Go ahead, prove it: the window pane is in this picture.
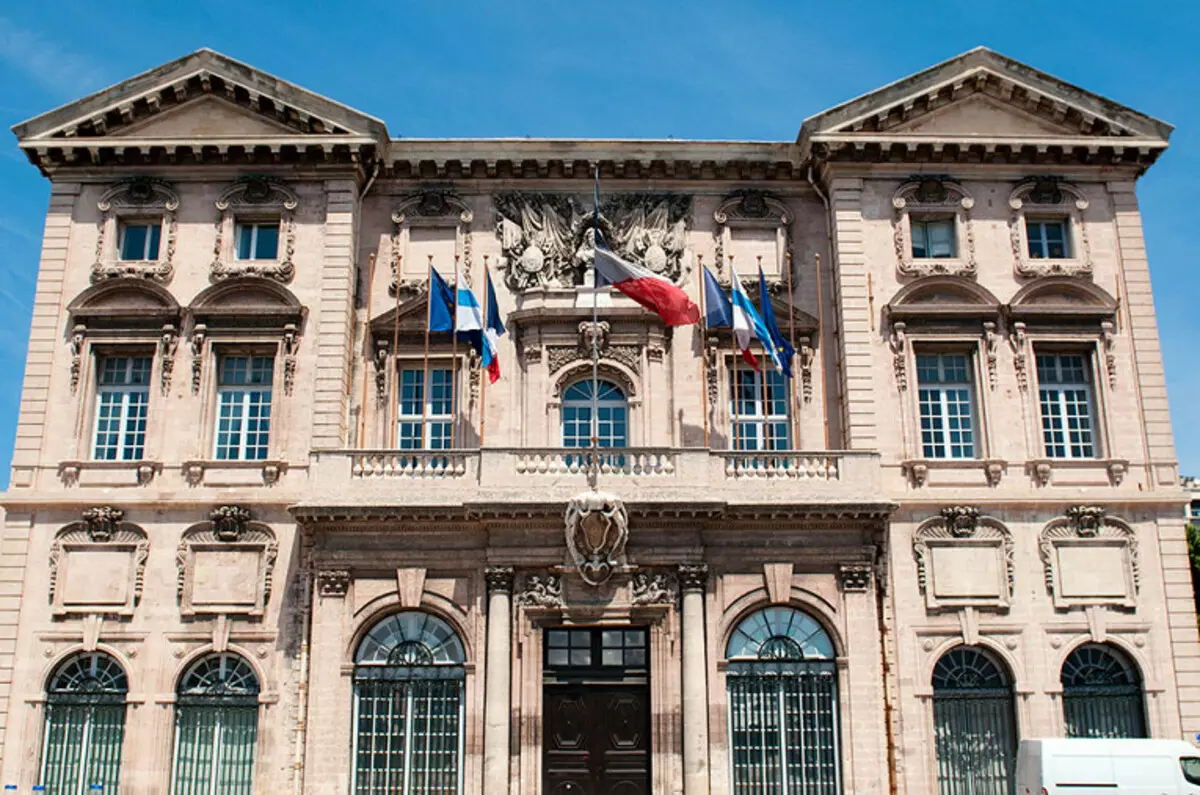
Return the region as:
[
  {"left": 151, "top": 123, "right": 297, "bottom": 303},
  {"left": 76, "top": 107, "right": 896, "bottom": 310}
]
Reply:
[
  {"left": 254, "top": 224, "right": 280, "bottom": 259},
  {"left": 911, "top": 221, "right": 928, "bottom": 259},
  {"left": 1037, "top": 354, "right": 1095, "bottom": 459},
  {"left": 119, "top": 224, "right": 148, "bottom": 260},
  {"left": 235, "top": 225, "right": 253, "bottom": 260},
  {"left": 730, "top": 367, "right": 789, "bottom": 451},
  {"left": 927, "top": 220, "right": 955, "bottom": 258},
  {"left": 916, "top": 353, "right": 975, "bottom": 459},
  {"left": 147, "top": 223, "right": 162, "bottom": 260}
]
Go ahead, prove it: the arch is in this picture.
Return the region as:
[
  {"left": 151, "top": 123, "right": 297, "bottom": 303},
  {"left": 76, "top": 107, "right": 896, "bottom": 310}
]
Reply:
[
  {"left": 552, "top": 360, "right": 638, "bottom": 399},
  {"left": 1008, "top": 276, "right": 1117, "bottom": 320},
  {"left": 886, "top": 275, "right": 1002, "bottom": 323},
  {"left": 189, "top": 277, "right": 304, "bottom": 327},
  {"left": 930, "top": 645, "right": 1017, "bottom": 795},
  {"left": 47, "top": 650, "right": 129, "bottom": 696},
  {"left": 718, "top": 587, "right": 845, "bottom": 660},
  {"left": 1060, "top": 642, "right": 1147, "bottom": 738},
  {"left": 177, "top": 651, "right": 261, "bottom": 698},
  {"left": 932, "top": 645, "right": 1011, "bottom": 690},
  {"left": 354, "top": 610, "right": 467, "bottom": 667},
  {"left": 172, "top": 642, "right": 271, "bottom": 696},
  {"left": 725, "top": 605, "right": 836, "bottom": 661},
  {"left": 348, "top": 594, "right": 475, "bottom": 665},
  {"left": 41, "top": 651, "right": 129, "bottom": 795},
  {"left": 67, "top": 278, "right": 181, "bottom": 328},
  {"left": 172, "top": 651, "right": 260, "bottom": 794}
]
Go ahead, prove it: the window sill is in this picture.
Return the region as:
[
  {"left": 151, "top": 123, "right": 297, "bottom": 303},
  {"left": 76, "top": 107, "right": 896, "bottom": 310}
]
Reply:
[
  {"left": 898, "top": 256, "right": 974, "bottom": 278},
  {"left": 1026, "top": 457, "right": 1129, "bottom": 487},
  {"left": 92, "top": 258, "right": 173, "bottom": 282},
  {"left": 59, "top": 460, "right": 161, "bottom": 488},
  {"left": 901, "top": 458, "right": 1006, "bottom": 488},
  {"left": 182, "top": 459, "right": 289, "bottom": 488}
]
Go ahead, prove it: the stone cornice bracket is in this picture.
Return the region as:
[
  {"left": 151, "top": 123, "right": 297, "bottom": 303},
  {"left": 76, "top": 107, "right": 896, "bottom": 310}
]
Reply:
[
  {"left": 1008, "top": 177, "right": 1092, "bottom": 279},
  {"left": 889, "top": 321, "right": 908, "bottom": 391},
  {"left": 891, "top": 178, "right": 976, "bottom": 278},
  {"left": 516, "top": 572, "right": 563, "bottom": 608},
  {"left": 92, "top": 177, "right": 179, "bottom": 283},
  {"left": 69, "top": 324, "right": 86, "bottom": 395},
  {"left": 373, "top": 339, "right": 390, "bottom": 406},
  {"left": 190, "top": 323, "right": 207, "bottom": 395},
  {"left": 1010, "top": 321, "right": 1029, "bottom": 392},
  {"left": 390, "top": 191, "right": 474, "bottom": 295},
  {"left": 316, "top": 569, "right": 351, "bottom": 598},
  {"left": 982, "top": 321, "right": 998, "bottom": 390},
  {"left": 485, "top": 565, "right": 515, "bottom": 594},
  {"left": 1100, "top": 319, "right": 1117, "bottom": 388},
  {"left": 210, "top": 176, "right": 298, "bottom": 283},
  {"left": 677, "top": 563, "right": 708, "bottom": 593},
  {"left": 159, "top": 324, "right": 178, "bottom": 396},
  {"left": 798, "top": 336, "right": 815, "bottom": 403},
  {"left": 837, "top": 563, "right": 873, "bottom": 593},
  {"left": 282, "top": 322, "right": 299, "bottom": 397},
  {"left": 82, "top": 506, "right": 125, "bottom": 541}
]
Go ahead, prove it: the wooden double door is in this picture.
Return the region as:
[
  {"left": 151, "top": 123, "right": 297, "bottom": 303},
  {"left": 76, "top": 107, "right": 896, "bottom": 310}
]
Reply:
[{"left": 543, "top": 684, "right": 650, "bottom": 795}]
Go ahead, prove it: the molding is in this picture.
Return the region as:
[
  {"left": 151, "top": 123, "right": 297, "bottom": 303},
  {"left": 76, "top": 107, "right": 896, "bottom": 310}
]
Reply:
[
  {"left": 92, "top": 178, "right": 179, "bottom": 283},
  {"left": 516, "top": 572, "right": 562, "bottom": 607},
  {"left": 631, "top": 570, "right": 676, "bottom": 606},
  {"left": 892, "top": 178, "right": 976, "bottom": 277},
  {"left": 210, "top": 177, "right": 298, "bottom": 283},
  {"left": 913, "top": 506, "right": 1014, "bottom": 611},
  {"left": 48, "top": 508, "right": 149, "bottom": 618},
  {"left": 677, "top": 563, "right": 708, "bottom": 592},
  {"left": 316, "top": 569, "right": 351, "bottom": 597},
  {"left": 1008, "top": 178, "right": 1092, "bottom": 279},
  {"left": 176, "top": 506, "right": 278, "bottom": 617},
  {"left": 1039, "top": 506, "right": 1138, "bottom": 609},
  {"left": 389, "top": 191, "right": 473, "bottom": 295}
]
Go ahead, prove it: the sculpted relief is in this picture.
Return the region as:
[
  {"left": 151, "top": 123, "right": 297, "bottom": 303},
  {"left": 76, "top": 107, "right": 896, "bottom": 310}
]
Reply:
[{"left": 495, "top": 192, "right": 690, "bottom": 290}]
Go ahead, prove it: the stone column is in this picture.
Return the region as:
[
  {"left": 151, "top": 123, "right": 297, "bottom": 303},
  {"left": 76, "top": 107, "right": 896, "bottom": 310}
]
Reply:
[
  {"left": 679, "top": 563, "right": 710, "bottom": 795},
  {"left": 483, "top": 566, "right": 514, "bottom": 795}
]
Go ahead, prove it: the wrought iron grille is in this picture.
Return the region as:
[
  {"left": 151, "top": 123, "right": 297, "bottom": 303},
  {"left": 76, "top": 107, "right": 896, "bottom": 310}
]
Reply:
[
  {"left": 172, "top": 653, "right": 260, "bottom": 795},
  {"left": 40, "top": 652, "right": 128, "bottom": 795},
  {"left": 931, "top": 647, "right": 1015, "bottom": 795},
  {"left": 1061, "top": 644, "right": 1146, "bottom": 739}
]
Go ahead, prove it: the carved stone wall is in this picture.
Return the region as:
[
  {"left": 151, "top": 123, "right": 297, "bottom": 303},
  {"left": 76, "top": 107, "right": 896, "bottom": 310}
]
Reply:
[
  {"left": 210, "top": 177, "right": 298, "bottom": 282},
  {"left": 176, "top": 506, "right": 278, "bottom": 617},
  {"left": 92, "top": 178, "right": 179, "bottom": 282},
  {"left": 48, "top": 507, "right": 149, "bottom": 617},
  {"left": 1039, "top": 506, "right": 1139, "bottom": 609},
  {"left": 912, "top": 506, "right": 1014, "bottom": 610}
]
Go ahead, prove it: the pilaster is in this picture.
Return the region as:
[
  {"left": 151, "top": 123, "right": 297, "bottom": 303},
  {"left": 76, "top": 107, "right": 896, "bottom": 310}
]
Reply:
[
  {"left": 311, "top": 179, "right": 359, "bottom": 449},
  {"left": 304, "top": 569, "right": 353, "bottom": 795},
  {"left": 483, "top": 566, "right": 514, "bottom": 795},
  {"left": 679, "top": 563, "right": 710, "bottom": 795}
]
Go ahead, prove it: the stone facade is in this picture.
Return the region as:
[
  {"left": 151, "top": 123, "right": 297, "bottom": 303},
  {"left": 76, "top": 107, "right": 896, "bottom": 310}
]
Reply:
[{"left": 0, "top": 45, "right": 1194, "bottom": 795}]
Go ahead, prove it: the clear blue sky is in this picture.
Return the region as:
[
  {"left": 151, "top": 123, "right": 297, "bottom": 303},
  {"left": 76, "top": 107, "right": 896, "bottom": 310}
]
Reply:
[{"left": 0, "top": 1, "right": 1197, "bottom": 482}]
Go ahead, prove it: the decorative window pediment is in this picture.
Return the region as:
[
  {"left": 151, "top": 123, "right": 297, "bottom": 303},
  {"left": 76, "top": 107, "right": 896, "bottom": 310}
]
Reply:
[
  {"left": 92, "top": 178, "right": 179, "bottom": 283},
  {"left": 1009, "top": 178, "right": 1092, "bottom": 279},
  {"left": 1040, "top": 506, "right": 1138, "bottom": 609},
  {"left": 913, "top": 506, "right": 1013, "bottom": 610},
  {"left": 211, "top": 177, "right": 298, "bottom": 283},
  {"left": 892, "top": 178, "right": 976, "bottom": 277},
  {"left": 48, "top": 506, "right": 149, "bottom": 618},
  {"left": 1007, "top": 277, "right": 1117, "bottom": 325},
  {"left": 390, "top": 191, "right": 474, "bottom": 297},
  {"left": 176, "top": 506, "right": 278, "bottom": 618},
  {"left": 712, "top": 190, "right": 792, "bottom": 283}
]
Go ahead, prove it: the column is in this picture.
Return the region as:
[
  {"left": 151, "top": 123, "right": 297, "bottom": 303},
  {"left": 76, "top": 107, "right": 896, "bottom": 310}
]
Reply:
[
  {"left": 679, "top": 563, "right": 710, "bottom": 795},
  {"left": 483, "top": 566, "right": 514, "bottom": 795}
]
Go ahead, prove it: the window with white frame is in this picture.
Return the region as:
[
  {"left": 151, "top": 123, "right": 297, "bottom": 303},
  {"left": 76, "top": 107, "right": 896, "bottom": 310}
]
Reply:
[
  {"left": 911, "top": 218, "right": 956, "bottom": 259},
  {"left": 1026, "top": 219, "right": 1071, "bottom": 259},
  {"left": 916, "top": 353, "right": 977, "bottom": 459},
  {"left": 234, "top": 222, "right": 280, "bottom": 260},
  {"left": 730, "top": 367, "right": 790, "bottom": 451},
  {"left": 215, "top": 355, "right": 274, "bottom": 461},
  {"left": 93, "top": 355, "right": 152, "bottom": 461},
  {"left": 562, "top": 379, "right": 628, "bottom": 449},
  {"left": 117, "top": 221, "right": 162, "bottom": 261},
  {"left": 398, "top": 367, "right": 456, "bottom": 450},
  {"left": 1037, "top": 353, "right": 1096, "bottom": 459}
]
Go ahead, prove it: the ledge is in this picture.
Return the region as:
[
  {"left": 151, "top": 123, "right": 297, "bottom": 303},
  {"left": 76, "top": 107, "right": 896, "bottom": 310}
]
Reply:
[
  {"left": 58, "top": 460, "right": 161, "bottom": 488},
  {"left": 181, "top": 460, "right": 289, "bottom": 488}
]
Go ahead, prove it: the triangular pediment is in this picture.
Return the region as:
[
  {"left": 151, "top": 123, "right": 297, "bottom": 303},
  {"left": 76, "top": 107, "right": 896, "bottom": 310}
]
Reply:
[
  {"left": 13, "top": 48, "right": 387, "bottom": 143},
  {"left": 800, "top": 47, "right": 1171, "bottom": 144}
]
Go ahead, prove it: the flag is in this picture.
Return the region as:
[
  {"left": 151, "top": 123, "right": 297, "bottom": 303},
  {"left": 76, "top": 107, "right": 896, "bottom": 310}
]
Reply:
[
  {"left": 454, "top": 277, "right": 505, "bottom": 383},
  {"left": 484, "top": 269, "right": 506, "bottom": 383},
  {"left": 428, "top": 267, "right": 456, "bottom": 332},
  {"left": 594, "top": 242, "right": 700, "bottom": 327},
  {"left": 702, "top": 265, "right": 733, "bottom": 328},
  {"left": 758, "top": 265, "right": 794, "bottom": 378},
  {"left": 729, "top": 261, "right": 782, "bottom": 373}
]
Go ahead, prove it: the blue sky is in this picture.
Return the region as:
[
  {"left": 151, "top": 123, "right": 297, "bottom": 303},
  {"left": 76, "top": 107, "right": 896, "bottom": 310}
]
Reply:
[{"left": 0, "top": 1, "right": 1197, "bottom": 480}]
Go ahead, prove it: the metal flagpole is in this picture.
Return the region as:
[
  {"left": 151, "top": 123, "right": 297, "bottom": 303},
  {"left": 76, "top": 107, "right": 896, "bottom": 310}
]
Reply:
[
  {"left": 697, "top": 255, "right": 710, "bottom": 448},
  {"left": 389, "top": 255, "right": 403, "bottom": 449},
  {"left": 358, "top": 252, "right": 376, "bottom": 448},
  {"left": 784, "top": 250, "right": 799, "bottom": 449},
  {"left": 591, "top": 166, "right": 601, "bottom": 478},
  {"left": 450, "top": 254, "right": 460, "bottom": 450},
  {"left": 480, "top": 255, "right": 490, "bottom": 448},
  {"left": 729, "top": 255, "right": 740, "bottom": 453},
  {"left": 815, "top": 252, "right": 828, "bottom": 449},
  {"left": 420, "top": 254, "right": 434, "bottom": 449}
]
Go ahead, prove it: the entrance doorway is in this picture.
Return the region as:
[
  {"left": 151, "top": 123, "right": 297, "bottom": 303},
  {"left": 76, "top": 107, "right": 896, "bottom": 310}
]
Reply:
[{"left": 543, "top": 628, "right": 650, "bottom": 795}]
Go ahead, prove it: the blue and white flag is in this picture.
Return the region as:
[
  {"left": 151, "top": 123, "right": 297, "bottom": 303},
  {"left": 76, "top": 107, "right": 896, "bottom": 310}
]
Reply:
[
  {"left": 455, "top": 275, "right": 505, "bottom": 383},
  {"left": 729, "top": 261, "right": 782, "bottom": 373}
]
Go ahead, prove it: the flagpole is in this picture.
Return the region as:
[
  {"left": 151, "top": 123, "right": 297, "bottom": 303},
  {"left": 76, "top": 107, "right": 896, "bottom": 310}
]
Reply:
[
  {"left": 358, "top": 252, "right": 376, "bottom": 448},
  {"left": 389, "top": 255, "right": 403, "bottom": 449},
  {"left": 421, "top": 254, "right": 433, "bottom": 450},
  {"left": 815, "top": 252, "right": 828, "bottom": 449},
  {"left": 480, "top": 255, "right": 490, "bottom": 448},
  {"left": 591, "top": 165, "right": 601, "bottom": 477},
  {"left": 785, "top": 250, "right": 799, "bottom": 449},
  {"left": 697, "top": 255, "right": 710, "bottom": 449},
  {"left": 450, "top": 254, "right": 460, "bottom": 450},
  {"left": 729, "top": 255, "right": 740, "bottom": 453}
]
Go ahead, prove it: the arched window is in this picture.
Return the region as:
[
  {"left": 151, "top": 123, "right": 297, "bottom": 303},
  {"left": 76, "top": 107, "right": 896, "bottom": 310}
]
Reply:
[
  {"left": 931, "top": 646, "right": 1016, "bottom": 795},
  {"left": 1061, "top": 643, "right": 1146, "bottom": 738},
  {"left": 40, "top": 651, "right": 129, "bottom": 795},
  {"left": 562, "top": 380, "right": 628, "bottom": 449},
  {"left": 172, "top": 653, "right": 260, "bottom": 795},
  {"left": 353, "top": 612, "right": 466, "bottom": 795},
  {"left": 725, "top": 606, "right": 840, "bottom": 795}
]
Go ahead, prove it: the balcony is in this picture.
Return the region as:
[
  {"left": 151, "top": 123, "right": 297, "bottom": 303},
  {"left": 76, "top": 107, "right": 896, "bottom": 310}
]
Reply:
[{"left": 303, "top": 447, "right": 884, "bottom": 514}]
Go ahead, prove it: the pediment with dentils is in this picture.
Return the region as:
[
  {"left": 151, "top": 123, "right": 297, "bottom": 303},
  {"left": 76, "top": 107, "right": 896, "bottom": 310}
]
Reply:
[
  {"left": 800, "top": 47, "right": 1171, "bottom": 167},
  {"left": 13, "top": 48, "right": 386, "bottom": 171}
]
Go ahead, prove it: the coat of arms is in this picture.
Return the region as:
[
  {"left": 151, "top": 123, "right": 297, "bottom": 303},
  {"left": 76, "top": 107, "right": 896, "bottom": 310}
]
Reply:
[{"left": 564, "top": 491, "right": 629, "bottom": 586}]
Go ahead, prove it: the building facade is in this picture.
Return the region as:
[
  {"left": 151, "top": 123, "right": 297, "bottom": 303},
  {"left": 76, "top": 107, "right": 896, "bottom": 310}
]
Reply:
[{"left": 0, "top": 46, "right": 1195, "bottom": 795}]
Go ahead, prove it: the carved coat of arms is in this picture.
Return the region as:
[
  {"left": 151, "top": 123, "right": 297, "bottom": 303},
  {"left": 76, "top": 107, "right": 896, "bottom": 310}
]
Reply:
[{"left": 564, "top": 491, "right": 629, "bottom": 586}]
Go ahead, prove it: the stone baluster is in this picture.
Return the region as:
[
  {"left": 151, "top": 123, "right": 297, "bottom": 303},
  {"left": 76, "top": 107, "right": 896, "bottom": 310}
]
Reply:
[
  {"left": 679, "top": 563, "right": 711, "bottom": 795},
  {"left": 483, "top": 566, "right": 514, "bottom": 795}
]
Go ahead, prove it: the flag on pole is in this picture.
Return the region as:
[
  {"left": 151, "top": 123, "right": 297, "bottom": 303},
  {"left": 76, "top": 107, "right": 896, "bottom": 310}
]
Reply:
[
  {"left": 484, "top": 269, "right": 506, "bottom": 382},
  {"left": 594, "top": 242, "right": 700, "bottom": 327},
  {"left": 702, "top": 265, "right": 733, "bottom": 328},
  {"left": 454, "top": 277, "right": 505, "bottom": 383},
  {"left": 729, "top": 261, "right": 782, "bottom": 373},
  {"left": 758, "top": 265, "right": 795, "bottom": 378},
  {"left": 428, "top": 267, "right": 456, "bottom": 332}
]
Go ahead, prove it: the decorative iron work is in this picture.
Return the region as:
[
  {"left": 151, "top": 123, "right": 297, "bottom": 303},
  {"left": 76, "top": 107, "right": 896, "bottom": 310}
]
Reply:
[
  {"left": 1061, "top": 644, "right": 1146, "bottom": 738},
  {"left": 931, "top": 647, "right": 1016, "bottom": 795},
  {"left": 41, "top": 652, "right": 129, "bottom": 795}
]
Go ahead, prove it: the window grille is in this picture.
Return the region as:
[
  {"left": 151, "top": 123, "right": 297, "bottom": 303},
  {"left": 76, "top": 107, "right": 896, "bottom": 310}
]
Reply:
[
  {"left": 215, "top": 356, "right": 273, "bottom": 461},
  {"left": 1061, "top": 644, "right": 1146, "bottom": 739},
  {"left": 916, "top": 354, "right": 976, "bottom": 459},
  {"left": 40, "top": 652, "right": 128, "bottom": 795},
  {"left": 93, "top": 356, "right": 152, "bottom": 461},
  {"left": 172, "top": 653, "right": 259, "bottom": 795},
  {"left": 1036, "top": 353, "right": 1096, "bottom": 459},
  {"left": 931, "top": 647, "right": 1016, "bottom": 795}
]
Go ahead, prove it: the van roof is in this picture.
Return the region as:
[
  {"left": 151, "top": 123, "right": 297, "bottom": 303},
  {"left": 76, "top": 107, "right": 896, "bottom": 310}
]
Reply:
[{"left": 1023, "top": 738, "right": 1199, "bottom": 757}]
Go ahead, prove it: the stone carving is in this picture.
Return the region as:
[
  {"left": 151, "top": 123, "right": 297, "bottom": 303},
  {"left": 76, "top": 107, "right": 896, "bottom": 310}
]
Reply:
[
  {"left": 1040, "top": 508, "right": 1139, "bottom": 608},
  {"left": 373, "top": 341, "right": 389, "bottom": 406},
  {"left": 389, "top": 191, "right": 473, "bottom": 295},
  {"left": 798, "top": 336, "right": 815, "bottom": 403},
  {"left": 1100, "top": 320, "right": 1117, "bottom": 388},
  {"left": 69, "top": 325, "right": 86, "bottom": 395},
  {"left": 282, "top": 323, "right": 299, "bottom": 397},
  {"left": 904, "top": 461, "right": 929, "bottom": 487},
  {"left": 160, "top": 325, "right": 178, "bottom": 396},
  {"left": 517, "top": 573, "right": 563, "bottom": 608},
  {"left": 82, "top": 506, "right": 125, "bottom": 541},
  {"left": 484, "top": 566, "right": 514, "bottom": 594},
  {"left": 317, "top": 569, "right": 351, "bottom": 597},
  {"left": 984, "top": 460, "right": 1006, "bottom": 487},
  {"left": 889, "top": 321, "right": 908, "bottom": 391},
  {"left": 677, "top": 563, "right": 708, "bottom": 592},
  {"left": 211, "top": 177, "right": 298, "bottom": 283},
  {"left": 548, "top": 344, "right": 642, "bottom": 384},
  {"left": 210, "top": 505, "right": 252, "bottom": 541},
  {"left": 913, "top": 509, "right": 1014, "bottom": 609},
  {"left": 1011, "top": 321, "right": 1028, "bottom": 392},
  {"left": 579, "top": 320, "right": 610, "bottom": 351},
  {"left": 892, "top": 178, "right": 976, "bottom": 277},
  {"left": 631, "top": 571, "right": 676, "bottom": 606},
  {"left": 1009, "top": 178, "right": 1093, "bottom": 278},
  {"left": 565, "top": 491, "right": 629, "bottom": 586},
  {"left": 838, "top": 563, "right": 873, "bottom": 593},
  {"left": 177, "top": 511, "right": 278, "bottom": 616},
  {"left": 712, "top": 191, "right": 792, "bottom": 283},
  {"left": 93, "top": 178, "right": 179, "bottom": 283},
  {"left": 1107, "top": 460, "right": 1128, "bottom": 486},
  {"left": 983, "top": 321, "right": 998, "bottom": 391},
  {"left": 49, "top": 512, "right": 148, "bottom": 616},
  {"left": 495, "top": 192, "right": 690, "bottom": 290},
  {"left": 190, "top": 324, "right": 207, "bottom": 395}
]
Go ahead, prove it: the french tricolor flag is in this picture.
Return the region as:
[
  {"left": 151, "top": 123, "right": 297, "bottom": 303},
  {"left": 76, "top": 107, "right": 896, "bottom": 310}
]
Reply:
[
  {"left": 594, "top": 243, "right": 700, "bottom": 327},
  {"left": 455, "top": 271, "right": 505, "bottom": 383}
]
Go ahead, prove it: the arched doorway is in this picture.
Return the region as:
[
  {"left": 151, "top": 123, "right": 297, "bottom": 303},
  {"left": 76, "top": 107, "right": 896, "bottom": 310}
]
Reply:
[
  {"left": 1061, "top": 643, "right": 1147, "bottom": 738},
  {"left": 172, "top": 652, "right": 260, "bottom": 794},
  {"left": 40, "top": 651, "right": 129, "bottom": 795},
  {"left": 931, "top": 646, "right": 1016, "bottom": 795}
]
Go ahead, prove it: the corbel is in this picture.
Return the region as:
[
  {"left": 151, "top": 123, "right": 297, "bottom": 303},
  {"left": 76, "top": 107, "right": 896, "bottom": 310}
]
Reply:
[
  {"left": 1011, "top": 321, "right": 1028, "bottom": 392},
  {"left": 282, "top": 322, "right": 298, "bottom": 397},
  {"left": 190, "top": 323, "right": 207, "bottom": 395},
  {"left": 982, "top": 321, "right": 998, "bottom": 391},
  {"left": 373, "top": 340, "right": 389, "bottom": 406},
  {"left": 69, "top": 324, "right": 86, "bottom": 395},
  {"left": 1100, "top": 320, "right": 1117, "bottom": 388},
  {"left": 159, "top": 324, "right": 179, "bottom": 396},
  {"left": 798, "top": 335, "right": 815, "bottom": 404},
  {"left": 889, "top": 321, "right": 908, "bottom": 391}
]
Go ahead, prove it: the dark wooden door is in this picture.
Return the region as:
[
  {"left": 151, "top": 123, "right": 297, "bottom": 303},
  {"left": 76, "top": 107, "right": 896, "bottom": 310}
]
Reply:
[{"left": 544, "top": 685, "right": 650, "bottom": 795}]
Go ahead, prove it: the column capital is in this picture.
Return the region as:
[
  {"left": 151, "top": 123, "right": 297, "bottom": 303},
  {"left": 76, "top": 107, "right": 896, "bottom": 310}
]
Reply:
[
  {"left": 677, "top": 563, "right": 708, "bottom": 592},
  {"left": 485, "top": 565, "right": 515, "bottom": 594},
  {"left": 837, "top": 563, "right": 873, "bottom": 593},
  {"left": 316, "top": 569, "right": 351, "bottom": 597}
]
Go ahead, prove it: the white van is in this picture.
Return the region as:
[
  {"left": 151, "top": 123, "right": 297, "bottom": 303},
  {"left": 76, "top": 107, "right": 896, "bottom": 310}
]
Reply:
[{"left": 1017, "top": 738, "right": 1200, "bottom": 793}]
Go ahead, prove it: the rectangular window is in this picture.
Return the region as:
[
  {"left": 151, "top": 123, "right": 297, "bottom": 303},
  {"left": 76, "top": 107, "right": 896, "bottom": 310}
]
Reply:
[
  {"left": 916, "top": 353, "right": 977, "bottom": 459},
  {"left": 215, "top": 355, "right": 274, "bottom": 461},
  {"left": 1037, "top": 353, "right": 1096, "bottom": 459},
  {"left": 1027, "top": 219, "right": 1070, "bottom": 259},
  {"left": 730, "top": 368, "right": 790, "bottom": 451},
  {"left": 398, "top": 367, "right": 456, "bottom": 450},
  {"left": 117, "top": 222, "right": 162, "bottom": 261},
  {"left": 234, "top": 222, "right": 280, "bottom": 260},
  {"left": 92, "top": 356, "right": 152, "bottom": 460},
  {"left": 911, "top": 218, "right": 956, "bottom": 259}
]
